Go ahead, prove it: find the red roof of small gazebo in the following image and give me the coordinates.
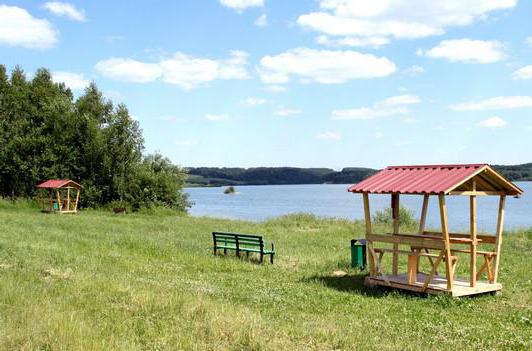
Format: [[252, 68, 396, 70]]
[[348, 164, 522, 196], [36, 179, 82, 189]]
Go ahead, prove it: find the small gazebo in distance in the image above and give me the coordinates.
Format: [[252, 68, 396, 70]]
[[348, 164, 523, 297], [36, 179, 82, 214]]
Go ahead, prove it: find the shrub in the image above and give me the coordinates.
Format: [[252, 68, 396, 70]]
[[372, 205, 417, 227]]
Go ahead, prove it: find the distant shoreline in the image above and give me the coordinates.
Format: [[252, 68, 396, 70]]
[[185, 164, 532, 187]]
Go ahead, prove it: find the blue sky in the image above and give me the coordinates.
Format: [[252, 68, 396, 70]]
[[1, 0, 531, 169]]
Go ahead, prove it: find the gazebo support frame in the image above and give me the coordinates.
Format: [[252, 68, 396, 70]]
[[362, 191, 507, 296]]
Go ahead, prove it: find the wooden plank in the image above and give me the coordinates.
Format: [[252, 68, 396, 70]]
[[438, 194, 454, 291], [366, 273, 502, 296], [392, 193, 400, 275], [493, 195, 506, 283], [362, 193, 376, 276], [470, 180, 477, 288], [423, 231, 496, 244], [367, 234, 445, 250]]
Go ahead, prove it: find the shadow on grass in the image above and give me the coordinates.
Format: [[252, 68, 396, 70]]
[[305, 274, 429, 298], [213, 251, 274, 265]]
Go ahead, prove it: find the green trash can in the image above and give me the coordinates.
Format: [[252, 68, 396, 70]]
[[350, 239, 367, 270]]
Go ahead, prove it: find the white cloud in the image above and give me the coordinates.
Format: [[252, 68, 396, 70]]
[[297, 0, 516, 43], [43, 2, 86, 21], [175, 139, 198, 146], [242, 97, 267, 106], [403, 65, 425, 75], [332, 94, 420, 120], [274, 107, 302, 117], [52, 71, 89, 90], [220, 0, 263, 12], [96, 51, 249, 89], [375, 131, 384, 138], [96, 58, 162, 83], [255, 14, 268, 27], [450, 96, 532, 111], [317, 131, 341, 140], [478, 116, 507, 128], [0, 5, 58, 49], [316, 35, 389, 48], [259, 47, 396, 84], [205, 113, 230, 121], [419, 39, 506, 64], [513, 65, 532, 80], [402, 117, 417, 124], [527, 37, 532, 46]]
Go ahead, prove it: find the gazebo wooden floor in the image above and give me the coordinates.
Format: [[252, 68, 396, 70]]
[[365, 274, 502, 297]]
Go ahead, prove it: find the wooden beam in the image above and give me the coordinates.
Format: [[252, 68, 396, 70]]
[[367, 234, 445, 250], [493, 195, 506, 283], [418, 194, 432, 273], [449, 191, 506, 196], [419, 194, 429, 234], [74, 189, 80, 212], [391, 193, 400, 275], [362, 193, 376, 276], [438, 194, 454, 291], [470, 180, 477, 288], [66, 187, 70, 212]]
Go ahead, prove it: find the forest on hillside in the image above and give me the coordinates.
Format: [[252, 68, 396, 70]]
[[187, 164, 532, 187], [0, 65, 189, 211]]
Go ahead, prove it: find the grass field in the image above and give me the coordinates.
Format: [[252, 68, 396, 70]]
[[0, 203, 531, 350]]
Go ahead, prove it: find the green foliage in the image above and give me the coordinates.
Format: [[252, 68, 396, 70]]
[[372, 205, 417, 227], [186, 166, 375, 186], [0, 65, 188, 211]]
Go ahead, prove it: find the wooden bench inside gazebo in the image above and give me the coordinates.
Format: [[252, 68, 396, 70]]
[[36, 179, 82, 214], [348, 164, 523, 297]]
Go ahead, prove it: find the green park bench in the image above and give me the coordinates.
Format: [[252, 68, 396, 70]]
[[212, 232, 275, 264]]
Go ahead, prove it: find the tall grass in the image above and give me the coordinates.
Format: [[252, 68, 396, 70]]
[[0, 204, 531, 350]]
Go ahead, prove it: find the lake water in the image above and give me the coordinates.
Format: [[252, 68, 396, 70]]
[[185, 182, 532, 231]]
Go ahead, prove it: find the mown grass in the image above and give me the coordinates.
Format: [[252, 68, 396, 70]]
[[0, 204, 531, 350]]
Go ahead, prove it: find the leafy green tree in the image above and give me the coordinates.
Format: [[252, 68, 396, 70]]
[[0, 65, 189, 212]]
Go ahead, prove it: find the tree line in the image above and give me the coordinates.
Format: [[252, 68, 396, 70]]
[[0, 65, 189, 211], [187, 164, 532, 187], [186, 167, 377, 186]]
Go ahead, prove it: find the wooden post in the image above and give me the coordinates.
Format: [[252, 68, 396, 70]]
[[418, 194, 429, 234], [470, 180, 477, 287], [74, 189, 80, 212], [56, 190, 62, 212], [362, 193, 376, 276], [416, 194, 430, 274], [391, 193, 400, 275], [66, 187, 70, 211], [438, 194, 454, 291], [493, 195, 506, 283]]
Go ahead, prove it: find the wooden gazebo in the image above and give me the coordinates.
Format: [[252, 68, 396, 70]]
[[36, 179, 82, 214], [349, 164, 523, 297]]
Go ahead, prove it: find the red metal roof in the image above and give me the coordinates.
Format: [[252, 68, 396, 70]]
[[36, 179, 82, 189], [347, 164, 521, 195]]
